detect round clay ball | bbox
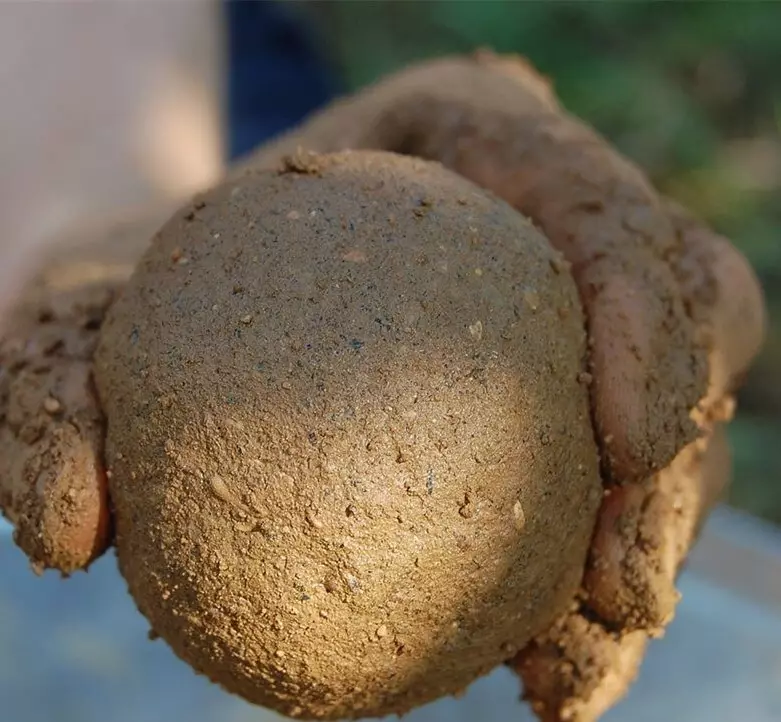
[94,150,602,719]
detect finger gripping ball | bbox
[94,151,602,719]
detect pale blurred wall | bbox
[0,0,225,311]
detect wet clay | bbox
[94,151,603,719]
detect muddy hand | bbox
[0,214,163,573]
[512,206,764,722]
[245,53,765,718]
[0,52,766,722]
[513,422,732,722]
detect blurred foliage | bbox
[297,0,781,523]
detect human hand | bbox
[0,53,766,720]
[0,211,168,572]
[222,54,765,716]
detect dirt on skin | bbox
[0,279,112,573]
[0,215,160,572]
[0,52,766,722]
[94,150,604,719]
[513,422,732,722]
[231,55,763,719]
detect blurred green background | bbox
[296,0,780,524]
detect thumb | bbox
[1,212,159,573]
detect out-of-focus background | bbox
[1,2,779,721]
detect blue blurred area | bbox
[225,0,339,161]
[3,513,781,722]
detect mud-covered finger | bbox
[666,200,767,404]
[0,213,155,573]
[582,424,731,632]
[0,279,120,572]
[509,425,729,719]
[511,607,647,722]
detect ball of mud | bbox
[94,151,602,719]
